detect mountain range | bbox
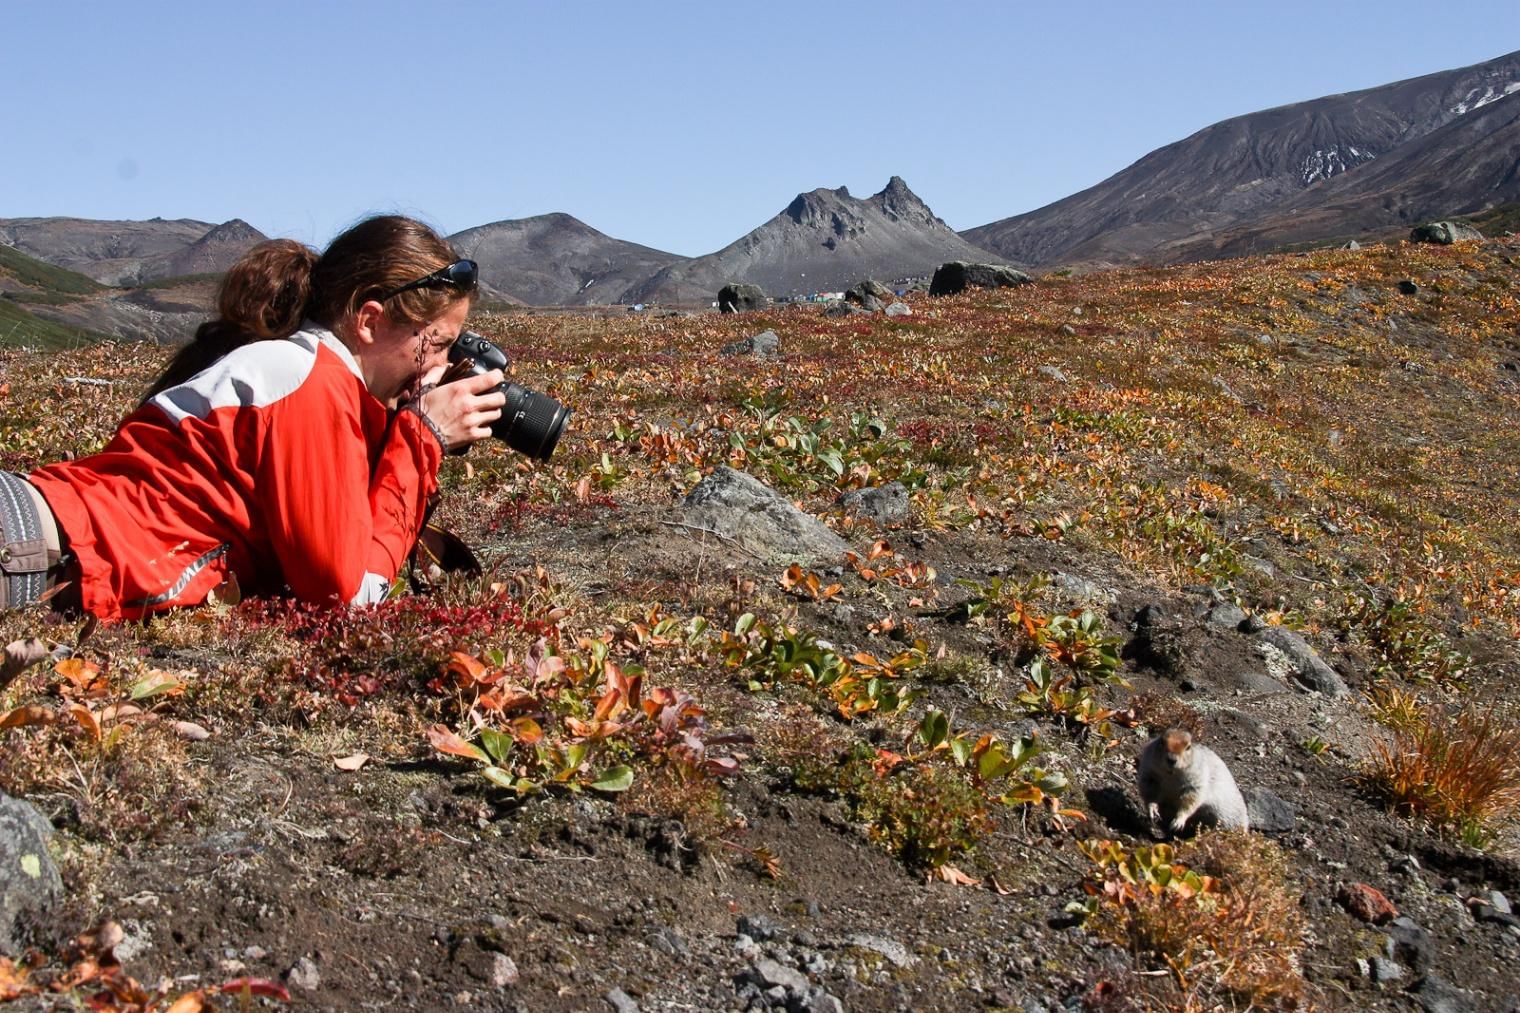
[965,49,1520,266]
[2,48,1516,340]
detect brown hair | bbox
[142,215,470,401]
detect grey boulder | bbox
[929,261,1032,296]
[0,791,62,957]
[1409,221,1483,245]
[681,467,849,565]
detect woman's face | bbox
[359,298,471,404]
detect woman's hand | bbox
[415,368,506,450]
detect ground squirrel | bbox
[1136,728,1250,835]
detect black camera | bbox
[447,331,569,461]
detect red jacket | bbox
[30,327,442,621]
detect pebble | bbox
[648,927,687,957]
[752,957,809,993]
[843,932,914,968]
[737,914,780,942]
[286,956,321,991]
[605,987,639,1013]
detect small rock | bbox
[837,482,909,526]
[605,986,639,1013]
[721,330,780,358]
[285,956,321,991]
[243,945,268,961]
[1037,365,1068,383]
[844,932,914,968]
[1369,955,1405,983]
[648,927,686,957]
[751,957,809,993]
[482,953,518,988]
[1242,787,1297,832]
[111,920,153,963]
[1415,974,1477,1013]
[1204,602,1247,630]
[802,990,845,1013]
[1253,626,1348,696]
[1384,916,1433,976]
[737,913,780,942]
[824,301,869,317]
[884,302,911,317]
[1490,890,1513,916]
[1339,883,1399,924]
[1059,323,1077,336]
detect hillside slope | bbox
[963,49,1520,267]
[4,237,1520,1009]
[451,214,686,306]
[0,216,266,285]
[1179,90,1520,259]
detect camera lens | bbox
[448,331,569,460]
[495,383,570,461]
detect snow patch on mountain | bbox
[1452,81,1520,115]
[1299,146,1376,185]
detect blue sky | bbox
[2,1,1516,256]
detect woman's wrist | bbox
[400,400,448,451]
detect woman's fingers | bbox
[418,370,507,448]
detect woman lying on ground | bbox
[0,214,506,621]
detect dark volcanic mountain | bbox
[963,50,1520,267]
[0,216,267,285]
[450,214,685,306]
[625,177,1005,303]
[1181,90,1520,259]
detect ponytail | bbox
[141,239,318,403]
[141,217,466,405]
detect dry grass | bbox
[1363,704,1520,843]
[1084,833,1310,1009]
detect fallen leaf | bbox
[931,864,981,886]
[172,720,211,741]
[0,705,54,729]
[69,704,101,743]
[333,752,369,771]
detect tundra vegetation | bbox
[2,237,1519,1009]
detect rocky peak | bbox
[873,176,936,225]
[784,187,854,226]
[198,218,263,244]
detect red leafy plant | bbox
[427,636,749,796]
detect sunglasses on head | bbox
[380,259,478,301]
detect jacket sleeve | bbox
[257,365,443,606]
